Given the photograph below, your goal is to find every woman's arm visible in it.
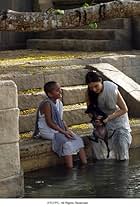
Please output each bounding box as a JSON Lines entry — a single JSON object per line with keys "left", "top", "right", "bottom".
{"left": 104, "top": 91, "right": 128, "bottom": 123}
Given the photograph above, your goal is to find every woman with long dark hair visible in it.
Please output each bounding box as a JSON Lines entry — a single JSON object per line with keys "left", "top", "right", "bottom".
{"left": 85, "top": 71, "right": 132, "bottom": 160}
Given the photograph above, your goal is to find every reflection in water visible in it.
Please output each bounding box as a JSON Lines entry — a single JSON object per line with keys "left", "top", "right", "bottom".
{"left": 24, "top": 148, "right": 140, "bottom": 198}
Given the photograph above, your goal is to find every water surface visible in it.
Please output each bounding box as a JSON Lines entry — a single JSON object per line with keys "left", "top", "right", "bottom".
{"left": 24, "top": 148, "right": 140, "bottom": 198}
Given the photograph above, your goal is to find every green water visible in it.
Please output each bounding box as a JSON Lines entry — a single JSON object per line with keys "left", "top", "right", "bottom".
{"left": 24, "top": 148, "right": 140, "bottom": 198}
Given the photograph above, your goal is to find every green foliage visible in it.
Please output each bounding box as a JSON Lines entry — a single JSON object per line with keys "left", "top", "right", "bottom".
{"left": 88, "top": 22, "right": 98, "bottom": 29}
{"left": 82, "top": 2, "right": 90, "bottom": 8}
{"left": 54, "top": 9, "right": 64, "bottom": 15}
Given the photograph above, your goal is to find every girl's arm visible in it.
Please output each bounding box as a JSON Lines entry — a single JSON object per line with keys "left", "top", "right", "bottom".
{"left": 63, "top": 120, "right": 69, "bottom": 131}
{"left": 42, "top": 102, "right": 66, "bottom": 134}
{"left": 42, "top": 102, "right": 73, "bottom": 138}
{"left": 104, "top": 91, "right": 128, "bottom": 123}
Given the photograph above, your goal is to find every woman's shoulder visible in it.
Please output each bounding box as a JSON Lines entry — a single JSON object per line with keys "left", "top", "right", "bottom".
{"left": 104, "top": 80, "right": 118, "bottom": 90}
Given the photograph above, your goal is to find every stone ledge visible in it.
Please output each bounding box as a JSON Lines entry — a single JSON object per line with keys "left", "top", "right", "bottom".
{"left": 0, "top": 171, "right": 24, "bottom": 198}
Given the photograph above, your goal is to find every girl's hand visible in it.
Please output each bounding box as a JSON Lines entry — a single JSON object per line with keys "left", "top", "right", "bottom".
{"left": 64, "top": 130, "right": 74, "bottom": 139}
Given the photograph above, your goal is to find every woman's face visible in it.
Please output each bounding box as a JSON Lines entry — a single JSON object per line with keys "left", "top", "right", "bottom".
{"left": 88, "top": 81, "right": 103, "bottom": 94}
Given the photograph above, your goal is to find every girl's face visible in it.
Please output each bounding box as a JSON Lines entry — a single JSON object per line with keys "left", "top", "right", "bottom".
{"left": 88, "top": 81, "right": 103, "bottom": 94}
{"left": 48, "top": 83, "right": 62, "bottom": 100}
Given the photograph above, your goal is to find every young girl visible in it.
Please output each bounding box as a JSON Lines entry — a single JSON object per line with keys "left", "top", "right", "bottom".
{"left": 85, "top": 71, "right": 132, "bottom": 160}
{"left": 34, "top": 81, "right": 87, "bottom": 168}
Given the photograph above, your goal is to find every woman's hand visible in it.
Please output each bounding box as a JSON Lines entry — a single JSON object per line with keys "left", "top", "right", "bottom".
{"left": 103, "top": 115, "right": 112, "bottom": 124}
{"left": 103, "top": 117, "right": 109, "bottom": 124}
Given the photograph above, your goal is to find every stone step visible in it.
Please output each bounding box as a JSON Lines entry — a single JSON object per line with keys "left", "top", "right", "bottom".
{"left": 1, "top": 65, "right": 88, "bottom": 91}
{"left": 19, "top": 103, "right": 90, "bottom": 133}
{"left": 20, "top": 122, "right": 140, "bottom": 172}
{"left": 18, "top": 85, "right": 87, "bottom": 110}
{"left": 27, "top": 39, "right": 131, "bottom": 51}
{"left": 52, "top": 0, "right": 85, "bottom": 9}
{"left": 97, "top": 18, "right": 131, "bottom": 29}
{"left": 38, "top": 29, "right": 116, "bottom": 40}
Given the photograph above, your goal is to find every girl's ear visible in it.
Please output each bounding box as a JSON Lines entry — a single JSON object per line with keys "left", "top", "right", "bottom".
{"left": 47, "top": 91, "right": 52, "bottom": 97}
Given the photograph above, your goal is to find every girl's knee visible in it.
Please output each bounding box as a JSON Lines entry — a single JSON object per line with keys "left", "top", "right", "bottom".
{"left": 63, "top": 142, "right": 73, "bottom": 155}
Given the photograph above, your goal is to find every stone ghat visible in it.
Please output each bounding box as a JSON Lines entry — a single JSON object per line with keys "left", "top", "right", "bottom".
{"left": 0, "top": 51, "right": 140, "bottom": 172}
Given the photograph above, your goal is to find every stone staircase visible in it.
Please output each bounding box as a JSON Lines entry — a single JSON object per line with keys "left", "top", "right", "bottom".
{"left": 1, "top": 51, "right": 140, "bottom": 172}
{"left": 27, "top": 18, "right": 132, "bottom": 51}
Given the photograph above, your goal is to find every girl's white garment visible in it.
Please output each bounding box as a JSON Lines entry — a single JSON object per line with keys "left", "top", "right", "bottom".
{"left": 38, "top": 99, "right": 84, "bottom": 156}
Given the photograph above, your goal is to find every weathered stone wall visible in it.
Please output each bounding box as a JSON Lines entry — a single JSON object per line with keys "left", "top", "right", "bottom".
{"left": 0, "top": 80, "right": 24, "bottom": 198}
{"left": 132, "top": 16, "right": 140, "bottom": 49}
{"left": 0, "top": 0, "right": 33, "bottom": 50}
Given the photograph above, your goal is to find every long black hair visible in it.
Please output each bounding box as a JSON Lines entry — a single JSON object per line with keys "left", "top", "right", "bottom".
{"left": 85, "top": 71, "right": 102, "bottom": 106}
{"left": 85, "top": 71, "right": 107, "bottom": 119}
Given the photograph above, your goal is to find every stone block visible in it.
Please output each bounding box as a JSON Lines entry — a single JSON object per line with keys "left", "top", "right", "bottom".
{"left": 21, "top": 153, "right": 64, "bottom": 172}
{"left": 20, "top": 139, "right": 52, "bottom": 159}
{"left": 0, "top": 142, "right": 21, "bottom": 179}
{"left": 27, "top": 39, "right": 126, "bottom": 51}
{"left": 19, "top": 113, "right": 36, "bottom": 133}
{"left": 132, "top": 16, "right": 140, "bottom": 49}
{"left": 18, "top": 92, "right": 45, "bottom": 110}
{"left": 100, "top": 56, "right": 123, "bottom": 69}
{"left": 44, "top": 68, "right": 87, "bottom": 86}
{"left": 0, "top": 108, "right": 19, "bottom": 144}
{"left": 0, "top": 80, "right": 17, "bottom": 110}
{"left": 11, "top": 73, "right": 44, "bottom": 91}
{"left": 63, "top": 107, "right": 90, "bottom": 126}
{"left": 130, "top": 56, "right": 140, "bottom": 66}
{"left": 98, "top": 18, "right": 125, "bottom": 29}
{"left": 62, "top": 85, "right": 87, "bottom": 105}
{"left": 0, "top": 171, "right": 24, "bottom": 198}
{"left": 115, "top": 30, "right": 131, "bottom": 47}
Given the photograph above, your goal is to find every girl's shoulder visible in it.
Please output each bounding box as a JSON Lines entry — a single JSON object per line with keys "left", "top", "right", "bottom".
{"left": 56, "top": 99, "right": 63, "bottom": 105}
{"left": 56, "top": 99, "right": 63, "bottom": 109}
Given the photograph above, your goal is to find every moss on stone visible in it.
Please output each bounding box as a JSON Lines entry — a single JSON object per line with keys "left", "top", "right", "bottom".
{"left": 130, "top": 118, "right": 140, "bottom": 125}
{"left": 0, "top": 50, "right": 107, "bottom": 68}
{"left": 19, "top": 88, "right": 43, "bottom": 95}
{"left": 20, "top": 132, "right": 33, "bottom": 140}
{"left": 64, "top": 103, "right": 86, "bottom": 111}
{"left": 20, "top": 108, "right": 36, "bottom": 115}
